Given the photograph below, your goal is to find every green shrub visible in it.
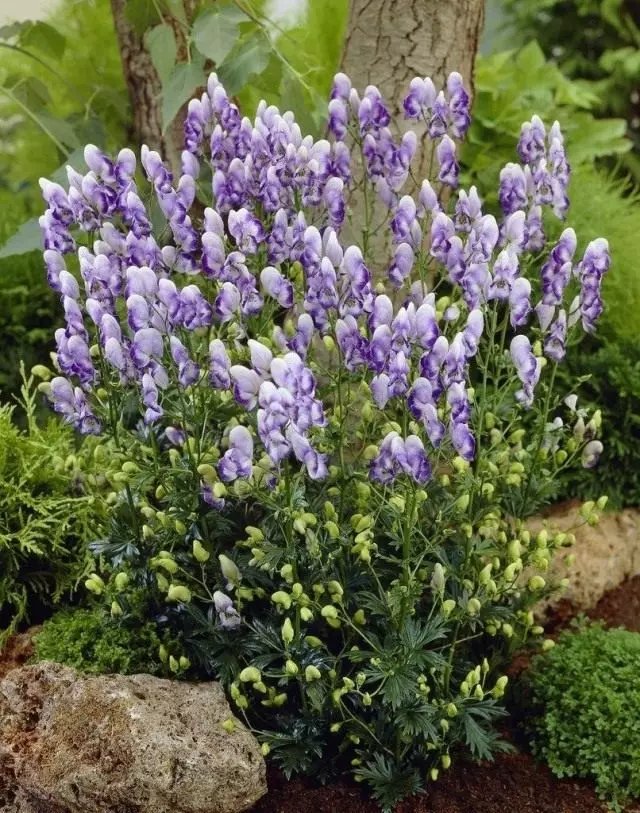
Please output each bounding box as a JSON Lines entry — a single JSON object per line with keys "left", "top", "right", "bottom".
{"left": 527, "top": 623, "right": 640, "bottom": 811}
{"left": 34, "top": 607, "right": 164, "bottom": 675}
{"left": 0, "top": 373, "right": 104, "bottom": 643}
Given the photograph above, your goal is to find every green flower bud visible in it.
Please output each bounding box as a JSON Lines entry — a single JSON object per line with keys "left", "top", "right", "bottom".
{"left": 156, "top": 573, "right": 169, "bottom": 591}
{"left": 324, "top": 521, "right": 340, "bottom": 539}
{"left": 167, "top": 584, "right": 192, "bottom": 603}
{"left": 467, "top": 597, "right": 481, "bottom": 616}
{"left": 281, "top": 617, "right": 294, "bottom": 646}
{"left": 219, "top": 554, "right": 240, "bottom": 585}
{"left": 305, "top": 665, "right": 321, "bottom": 682}
{"left": 322, "top": 335, "right": 336, "bottom": 352}
{"left": 460, "top": 681, "right": 470, "bottom": 697}
{"left": 239, "top": 666, "right": 261, "bottom": 683}
{"left": 502, "top": 623, "right": 514, "bottom": 638}
{"left": 114, "top": 572, "right": 129, "bottom": 591}
{"left": 442, "top": 599, "right": 456, "bottom": 618}
{"left": 478, "top": 563, "right": 492, "bottom": 585}
{"left": 321, "top": 604, "right": 339, "bottom": 620}
{"left": 253, "top": 681, "right": 267, "bottom": 694}
{"left": 261, "top": 742, "right": 271, "bottom": 756}
{"left": 528, "top": 575, "right": 546, "bottom": 591}
{"left": 169, "top": 656, "right": 180, "bottom": 673}
{"left": 389, "top": 495, "right": 406, "bottom": 512}
{"left": 190, "top": 539, "right": 209, "bottom": 563}
{"left": 285, "top": 659, "right": 298, "bottom": 676}
{"left": 446, "top": 703, "right": 458, "bottom": 718}
{"left": 174, "top": 519, "right": 187, "bottom": 535}
{"left": 305, "top": 635, "right": 323, "bottom": 648}
{"left": 300, "top": 607, "right": 313, "bottom": 622}
{"left": 280, "top": 563, "right": 294, "bottom": 583}
{"left": 455, "top": 493, "right": 470, "bottom": 512}
{"left": 156, "top": 557, "right": 178, "bottom": 574}
{"left": 440, "top": 719, "right": 450, "bottom": 732}
{"left": 221, "top": 719, "right": 236, "bottom": 734}
{"left": 442, "top": 754, "right": 451, "bottom": 770}
{"left": 179, "top": 656, "right": 190, "bottom": 670}
{"left": 110, "top": 601, "right": 123, "bottom": 617}
{"left": 440, "top": 474, "right": 451, "bottom": 487}
{"left": 158, "top": 645, "right": 168, "bottom": 663}
{"left": 542, "top": 639, "right": 555, "bottom": 651}
{"left": 271, "top": 591, "right": 292, "bottom": 609}
{"left": 452, "top": 456, "right": 469, "bottom": 473}
{"left": 353, "top": 609, "right": 366, "bottom": 625}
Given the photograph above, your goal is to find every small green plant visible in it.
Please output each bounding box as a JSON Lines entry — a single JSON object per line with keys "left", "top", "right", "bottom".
{"left": 34, "top": 606, "right": 165, "bottom": 675}
{"left": 0, "top": 370, "right": 103, "bottom": 644}
{"left": 527, "top": 623, "right": 640, "bottom": 811}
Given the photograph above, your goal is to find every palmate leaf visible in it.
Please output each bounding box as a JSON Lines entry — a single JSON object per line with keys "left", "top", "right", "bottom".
{"left": 354, "top": 754, "right": 423, "bottom": 813}
{"left": 462, "top": 702, "right": 512, "bottom": 761}
{"left": 395, "top": 703, "right": 439, "bottom": 740}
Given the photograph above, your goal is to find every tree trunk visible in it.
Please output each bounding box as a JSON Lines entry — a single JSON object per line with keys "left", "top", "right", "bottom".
{"left": 109, "top": 0, "right": 198, "bottom": 172}
{"left": 340, "top": 0, "right": 485, "bottom": 261}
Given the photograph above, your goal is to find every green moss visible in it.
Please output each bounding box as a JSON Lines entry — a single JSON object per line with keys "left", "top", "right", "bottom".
{"left": 527, "top": 623, "right": 640, "bottom": 810}
{"left": 34, "top": 607, "right": 163, "bottom": 676}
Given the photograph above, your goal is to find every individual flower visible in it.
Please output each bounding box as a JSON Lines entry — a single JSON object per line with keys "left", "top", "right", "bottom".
{"left": 219, "top": 426, "right": 254, "bottom": 482}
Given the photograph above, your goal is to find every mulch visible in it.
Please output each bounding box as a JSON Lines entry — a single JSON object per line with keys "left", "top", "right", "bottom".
{"left": 3, "top": 579, "right": 640, "bottom": 812}
{"left": 252, "top": 575, "right": 640, "bottom": 813}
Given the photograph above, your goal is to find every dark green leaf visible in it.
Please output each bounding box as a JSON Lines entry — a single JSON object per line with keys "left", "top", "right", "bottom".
{"left": 0, "top": 218, "right": 41, "bottom": 259}
{"left": 125, "top": 0, "right": 162, "bottom": 36}
{"left": 217, "top": 32, "right": 270, "bottom": 96}
{"left": 145, "top": 24, "right": 177, "bottom": 86}
{"left": 162, "top": 61, "right": 204, "bottom": 131}
{"left": 19, "top": 21, "right": 66, "bottom": 59}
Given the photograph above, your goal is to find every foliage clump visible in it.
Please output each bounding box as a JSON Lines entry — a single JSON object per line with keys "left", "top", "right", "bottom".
{"left": 0, "top": 373, "right": 103, "bottom": 644}
{"left": 527, "top": 623, "right": 640, "bottom": 811}
{"left": 34, "top": 606, "right": 164, "bottom": 676}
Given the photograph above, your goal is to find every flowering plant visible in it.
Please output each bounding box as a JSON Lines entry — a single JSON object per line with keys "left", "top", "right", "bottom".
{"left": 37, "top": 67, "right": 609, "bottom": 808}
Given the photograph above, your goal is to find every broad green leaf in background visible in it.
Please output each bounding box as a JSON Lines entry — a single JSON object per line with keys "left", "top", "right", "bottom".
{"left": 192, "top": 4, "right": 250, "bottom": 65}
{"left": 0, "top": 217, "right": 41, "bottom": 259}
{"left": 145, "top": 24, "right": 177, "bottom": 85}
{"left": 162, "top": 60, "right": 205, "bottom": 132}
{"left": 20, "top": 21, "right": 66, "bottom": 60}
{"left": 217, "top": 32, "right": 271, "bottom": 96}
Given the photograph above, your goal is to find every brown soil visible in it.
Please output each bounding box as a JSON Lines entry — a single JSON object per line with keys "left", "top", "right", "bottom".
{"left": 253, "top": 575, "right": 640, "bottom": 813}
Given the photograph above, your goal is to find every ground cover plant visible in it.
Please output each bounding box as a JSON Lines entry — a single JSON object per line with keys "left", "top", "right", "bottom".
{"left": 527, "top": 622, "right": 640, "bottom": 811}
{"left": 0, "top": 372, "right": 103, "bottom": 644}
{"left": 35, "top": 66, "right": 609, "bottom": 809}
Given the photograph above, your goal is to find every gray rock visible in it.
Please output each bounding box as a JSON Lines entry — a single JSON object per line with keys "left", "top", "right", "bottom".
{"left": 0, "top": 662, "right": 266, "bottom": 813}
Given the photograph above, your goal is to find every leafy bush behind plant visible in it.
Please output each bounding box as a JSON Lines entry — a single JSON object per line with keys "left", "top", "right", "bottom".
{"left": 0, "top": 373, "right": 104, "bottom": 644}
{"left": 34, "top": 606, "right": 165, "bottom": 675}
{"left": 527, "top": 623, "right": 640, "bottom": 811}
{"left": 496, "top": 0, "right": 640, "bottom": 182}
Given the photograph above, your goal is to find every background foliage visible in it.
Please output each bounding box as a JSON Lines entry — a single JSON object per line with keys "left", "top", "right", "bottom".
{"left": 496, "top": 0, "right": 640, "bottom": 182}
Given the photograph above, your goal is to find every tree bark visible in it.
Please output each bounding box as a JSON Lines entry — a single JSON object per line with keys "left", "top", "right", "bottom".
{"left": 340, "top": 0, "right": 485, "bottom": 261}
{"left": 109, "top": 0, "right": 198, "bottom": 172}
